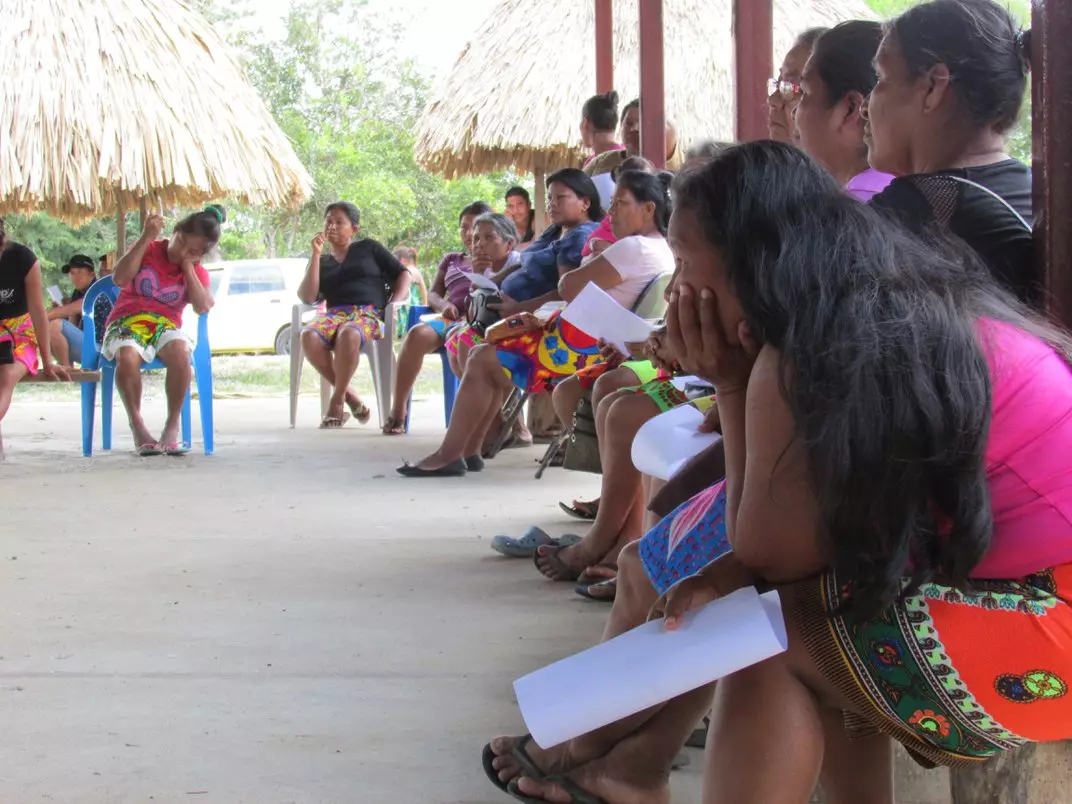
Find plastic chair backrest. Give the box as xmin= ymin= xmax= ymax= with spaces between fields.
xmin=80 ymin=277 xmax=121 ymax=369
xmin=631 ymin=272 xmax=672 ymax=320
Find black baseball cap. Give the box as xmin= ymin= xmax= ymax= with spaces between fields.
xmin=62 ymin=254 xmax=96 ymax=273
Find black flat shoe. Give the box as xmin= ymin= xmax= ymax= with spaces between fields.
xmin=396 ymin=459 xmax=467 ymax=477
xmin=464 ymin=454 xmax=485 ymax=472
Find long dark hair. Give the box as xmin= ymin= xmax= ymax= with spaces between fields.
xmin=616 ymin=169 xmax=673 ymax=235
xmin=547 ymin=168 xmax=605 ymax=222
xmin=889 ymin=0 xmax=1029 ymax=134
xmin=675 ymin=141 xmax=1068 ymax=615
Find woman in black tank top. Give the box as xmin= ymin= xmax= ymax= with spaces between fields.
xmin=864 ymin=0 xmax=1037 ymax=305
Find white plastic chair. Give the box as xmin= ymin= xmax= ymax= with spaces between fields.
xmin=288 ymin=302 xmax=400 ymax=429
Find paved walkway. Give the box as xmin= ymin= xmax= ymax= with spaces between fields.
xmin=0 ymin=394 xmax=707 ymax=803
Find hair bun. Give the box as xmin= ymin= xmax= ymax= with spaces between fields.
xmin=1016 ymin=29 xmax=1032 ymax=70
xmin=203 ymin=204 xmax=227 ymax=224
xmin=606 ymin=90 xmax=619 ymax=110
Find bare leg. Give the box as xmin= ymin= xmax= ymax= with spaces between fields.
xmin=389 ymin=324 xmax=442 ymax=423
xmin=536 ymin=393 xmax=660 ymax=577
xmin=816 ymin=708 xmax=894 ymax=804
xmin=302 ymin=330 xmax=340 ymax=415
xmin=0 ymin=362 xmax=29 ymax=459
xmin=464 ymin=386 xmax=505 ymax=458
xmin=412 ymin=344 xmax=511 ymax=469
xmin=643 ymin=475 xmax=667 ymax=533
xmin=330 ymin=327 xmax=363 ymax=416
xmin=702 ymin=597 xmax=894 ymax=804
xmin=592 ymin=366 xmax=642 ymax=415
xmin=552 ymin=375 xmax=583 ymax=427
xmin=156 ymin=340 xmax=192 ymax=446
xmin=114 ymin=346 xmax=155 ymax=446
xmin=48 ymin=320 xmax=69 ymax=366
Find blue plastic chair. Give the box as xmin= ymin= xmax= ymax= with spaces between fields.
xmin=79 ymin=277 xmax=214 ymax=457
xmin=403 ymin=305 xmax=459 ymax=430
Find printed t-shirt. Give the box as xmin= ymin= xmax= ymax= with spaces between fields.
xmin=107 ymin=240 xmax=209 ymax=329
xmin=0 ymin=242 xmax=37 ymax=319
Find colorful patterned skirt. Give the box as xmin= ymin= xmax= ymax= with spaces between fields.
xmin=640 ymin=481 xmax=730 ymax=596
xmin=0 ymin=313 xmax=40 ymax=375
xmin=785 ymin=564 xmax=1072 ymax=767
xmin=303 ymin=305 xmax=383 ymax=348
xmin=102 ymin=312 xmax=193 ymax=363
xmin=495 ymin=312 xmax=602 ymax=393
xmin=444 ymin=322 xmax=483 ymax=358
xmin=574 ymin=360 xmax=666 ymax=391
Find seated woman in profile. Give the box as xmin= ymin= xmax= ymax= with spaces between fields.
xmin=865 ymin=0 xmax=1035 ymax=304
xmin=102 ymin=207 xmax=219 ymax=455
xmin=383 ymin=210 xmax=519 ymax=435
xmin=298 ymin=201 xmax=408 ymax=429
xmin=490 ymin=138 xmax=1072 ymax=804
xmin=400 ymin=170 xmax=674 ymax=477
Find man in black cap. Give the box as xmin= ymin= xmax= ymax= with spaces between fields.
xmin=46 ymin=254 xmax=98 ymax=366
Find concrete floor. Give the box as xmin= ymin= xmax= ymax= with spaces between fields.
xmin=0 ymin=394 xmax=708 ymax=803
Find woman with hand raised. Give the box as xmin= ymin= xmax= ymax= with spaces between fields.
xmin=298 ymin=201 xmax=408 ymax=429
xmin=103 ymin=206 xmax=219 ymax=455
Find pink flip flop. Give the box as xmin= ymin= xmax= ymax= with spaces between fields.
xmin=137 ymin=442 xmax=163 ymax=457
xmin=161 ymin=442 xmax=191 ymax=456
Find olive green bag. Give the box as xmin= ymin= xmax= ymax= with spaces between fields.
xmin=562 ymin=390 xmax=602 ymax=474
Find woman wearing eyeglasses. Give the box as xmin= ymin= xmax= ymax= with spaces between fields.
xmin=767 ymin=28 xmax=827 ymax=143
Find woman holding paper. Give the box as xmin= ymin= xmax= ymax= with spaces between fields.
xmin=399 ymin=170 xmax=674 ymax=477
xmin=381 ymin=206 xmax=516 ymax=435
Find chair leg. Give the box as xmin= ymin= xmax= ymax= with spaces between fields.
xmin=101 ymin=364 xmax=115 ymax=451
xmin=486 ymin=389 xmax=528 ymax=459
xmin=289 ymin=325 xmax=303 ymax=428
xmin=320 ymin=377 xmax=332 ymax=418
xmin=81 ymin=380 xmax=98 ymax=457
xmin=535 ymin=431 xmax=570 ymax=480
xmin=371 ymin=338 xmax=394 ymax=430
xmin=196 ymin=356 xmax=214 ymax=456
xmin=441 ymin=351 xmax=458 ymax=426
xmin=181 ymin=386 xmax=193 ymax=446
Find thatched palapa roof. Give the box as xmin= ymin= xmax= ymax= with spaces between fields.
xmin=0 ymin=0 xmax=313 ymax=222
xmin=416 ymin=0 xmax=877 ymax=179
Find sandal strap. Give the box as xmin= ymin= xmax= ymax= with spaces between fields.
xmin=542 ymin=775 xmax=607 ymax=804
xmin=511 ymin=735 xmax=546 ymax=781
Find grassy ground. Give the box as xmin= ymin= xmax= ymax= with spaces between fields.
xmin=15 ymin=353 xmax=446 ymax=402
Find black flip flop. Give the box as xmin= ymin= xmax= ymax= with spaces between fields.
xmin=575 ymin=577 xmax=617 ymax=603
xmin=481 ymin=735 xmax=546 ymax=794
xmin=507 ymin=777 xmax=607 ymax=804
xmin=396 ymin=459 xmax=467 ymax=477
xmin=559 ymin=500 xmax=598 ymax=521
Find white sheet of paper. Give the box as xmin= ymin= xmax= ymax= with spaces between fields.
xmin=47 ymin=285 xmax=63 ymax=305
xmin=561 ymin=283 xmax=656 ymax=354
xmin=632 ymin=401 xmax=722 ymax=481
xmin=466 ymin=272 xmax=498 ymax=291
xmin=515 ymin=588 xmax=787 ymax=749
xmin=591 ymin=173 xmax=616 ymax=211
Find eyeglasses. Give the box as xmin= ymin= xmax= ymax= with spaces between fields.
xmin=768 ymin=78 xmax=803 ymax=101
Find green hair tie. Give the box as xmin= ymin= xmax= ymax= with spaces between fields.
xmin=203 ymin=205 xmax=225 ymax=224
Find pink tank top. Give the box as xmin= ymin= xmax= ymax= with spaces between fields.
xmin=973 ymin=318 xmax=1072 ymax=577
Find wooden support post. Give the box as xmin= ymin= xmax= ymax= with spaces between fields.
xmin=951 ymin=10 xmax=1072 ymax=799
xmin=638 ymin=0 xmax=666 ymax=168
xmin=139 ymin=197 xmax=149 ymax=232
xmin=116 ymin=199 xmax=126 ymax=257
xmin=533 ymin=163 xmax=547 ymax=235
xmin=733 ymin=0 xmax=774 ymax=142
xmin=1034 ymin=0 xmax=1072 ymax=327
xmin=595 ymin=0 xmax=614 ymax=93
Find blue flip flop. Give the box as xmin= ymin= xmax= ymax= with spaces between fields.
xmin=491 ymin=527 xmax=582 ymax=558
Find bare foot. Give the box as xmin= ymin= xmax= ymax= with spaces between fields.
xmin=514 ymin=747 xmax=671 ymax=804
xmin=487 ymin=735 xmax=601 ymax=790
xmin=534 ymin=543 xmax=594 ymax=581
xmin=158 ymin=420 xmax=181 ymax=448
xmin=130 ymin=418 xmax=155 ymax=448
